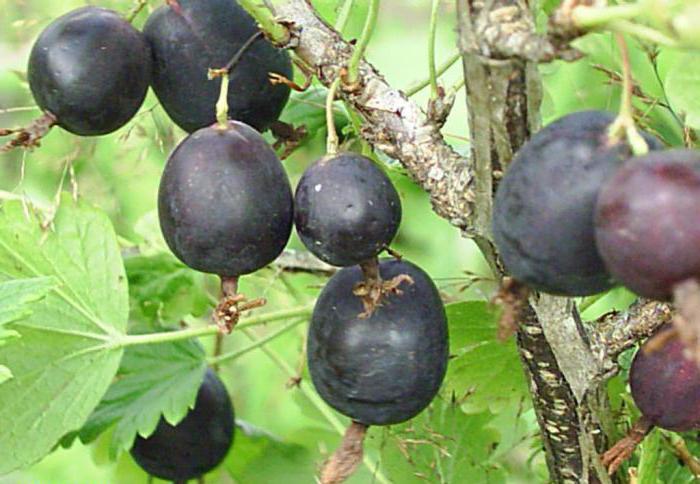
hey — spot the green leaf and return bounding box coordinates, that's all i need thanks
[0,197,128,474]
[125,253,211,326]
[76,338,206,458]
[379,401,507,483]
[0,277,56,347]
[279,87,350,145]
[0,277,56,384]
[638,428,661,484]
[0,276,56,325]
[665,53,700,129]
[444,301,528,414]
[0,365,11,385]
[225,420,316,482]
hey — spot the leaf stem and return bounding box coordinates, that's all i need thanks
[208,317,306,366]
[428,0,441,98]
[346,0,380,85]
[237,0,289,44]
[115,306,313,349]
[119,325,220,348]
[405,52,460,97]
[571,4,644,29]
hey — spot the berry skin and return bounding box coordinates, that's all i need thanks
[630,328,700,432]
[143,0,292,133]
[130,369,234,481]
[595,149,700,300]
[308,259,448,425]
[294,153,401,267]
[492,110,661,296]
[28,7,151,135]
[158,121,293,276]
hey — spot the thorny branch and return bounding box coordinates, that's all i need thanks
[245,0,672,481]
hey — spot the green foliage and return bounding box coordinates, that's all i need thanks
[0,197,128,474]
[225,420,316,482]
[444,301,528,414]
[74,339,207,458]
[665,53,700,129]
[0,277,56,382]
[279,87,351,148]
[378,400,529,483]
[125,252,211,326]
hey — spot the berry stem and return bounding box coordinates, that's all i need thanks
[607,33,648,156]
[345,0,380,86]
[223,31,263,73]
[319,421,369,484]
[428,0,441,99]
[326,77,342,155]
[114,305,313,349]
[214,73,230,128]
[221,276,238,299]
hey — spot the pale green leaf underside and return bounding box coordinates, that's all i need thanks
[0,197,128,474]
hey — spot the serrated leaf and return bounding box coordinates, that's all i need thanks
[280,87,350,144]
[125,252,210,326]
[225,420,315,482]
[665,53,700,129]
[444,301,528,414]
[0,197,128,474]
[76,338,206,458]
[380,401,506,483]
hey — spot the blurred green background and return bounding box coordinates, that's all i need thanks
[0,0,696,483]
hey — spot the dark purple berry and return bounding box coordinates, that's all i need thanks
[28,7,151,135]
[158,121,293,276]
[294,153,401,267]
[308,259,448,425]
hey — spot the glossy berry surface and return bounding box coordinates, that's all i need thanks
[595,150,700,300]
[144,0,292,133]
[294,153,401,267]
[158,121,293,276]
[28,7,151,136]
[630,328,700,431]
[130,368,234,481]
[308,259,448,426]
[492,110,660,296]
